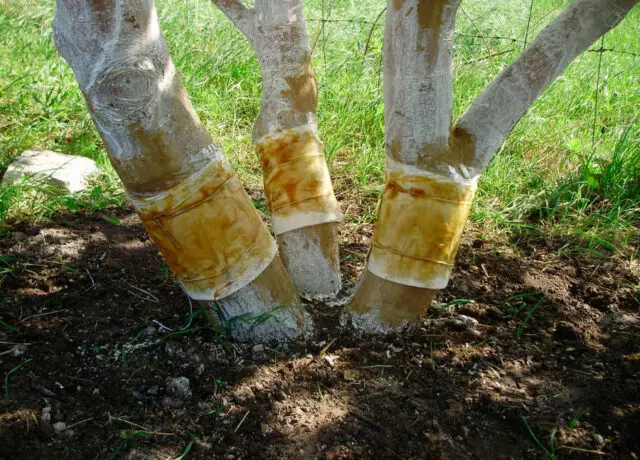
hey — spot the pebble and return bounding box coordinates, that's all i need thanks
[11,345,25,357]
[53,422,66,433]
[593,433,605,445]
[451,314,479,329]
[41,406,52,424]
[165,376,192,400]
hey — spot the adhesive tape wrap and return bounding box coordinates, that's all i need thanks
[256,125,342,235]
[130,157,277,300]
[367,164,477,289]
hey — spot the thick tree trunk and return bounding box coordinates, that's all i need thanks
[348,0,465,332]
[348,0,637,332]
[53,0,309,342]
[212,0,343,299]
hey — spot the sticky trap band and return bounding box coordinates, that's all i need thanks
[367,165,477,290]
[130,158,277,300]
[256,125,342,235]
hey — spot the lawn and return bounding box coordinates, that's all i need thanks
[0,0,638,251]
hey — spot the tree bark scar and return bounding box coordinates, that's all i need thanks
[502,43,553,94]
[89,57,212,194]
[282,53,318,113]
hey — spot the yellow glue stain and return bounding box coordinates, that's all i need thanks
[132,159,276,300]
[369,167,476,290]
[256,127,341,233]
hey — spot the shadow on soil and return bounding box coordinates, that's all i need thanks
[0,209,638,459]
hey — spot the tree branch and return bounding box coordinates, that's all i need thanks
[210,0,254,42]
[456,0,638,177]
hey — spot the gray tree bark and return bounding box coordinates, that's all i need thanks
[347,0,638,332]
[53,0,310,342]
[211,0,343,300]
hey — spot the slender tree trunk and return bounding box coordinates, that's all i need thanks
[212,0,343,299]
[53,0,309,342]
[349,0,464,332]
[348,0,637,332]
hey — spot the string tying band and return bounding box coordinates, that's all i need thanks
[256,125,342,235]
[129,155,277,301]
[367,164,478,290]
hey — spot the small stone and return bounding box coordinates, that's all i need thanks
[253,344,265,354]
[343,369,360,381]
[165,377,192,400]
[234,386,255,403]
[450,314,479,329]
[41,406,52,424]
[593,433,605,445]
[323,354,338,367]
[53,422,66,433]
[162,397,185,409]
[3,149,99,193]
[11,345,25,357]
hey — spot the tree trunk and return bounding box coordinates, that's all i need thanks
[53,0,309,342]
[348,0,464,332]
[212,0,343,299]
[347,0,637,332]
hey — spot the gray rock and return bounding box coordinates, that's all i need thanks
[165,376,191,400]
[3,149,99,193]
[41,406,52,424]
[449,314,479,329]
[53,421,66,433]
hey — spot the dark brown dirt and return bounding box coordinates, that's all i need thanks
[0,205,639,459]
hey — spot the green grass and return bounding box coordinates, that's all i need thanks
[4,358,32,401]
[0,0,638,252]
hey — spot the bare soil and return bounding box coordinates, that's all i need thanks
[1,204,639,459]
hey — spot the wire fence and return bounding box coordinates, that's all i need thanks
[305,4,638,150]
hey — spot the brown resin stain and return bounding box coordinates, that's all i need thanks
[90,0,115,12]
[121,126,185,194]
[368,168,476,294]
[392,0,406,10]
[134,161,275,299]
[416,0,451,64]
[349,270,435,326]
[389,125,477,173]
[282,54,318,114]
[256,129,340,221]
